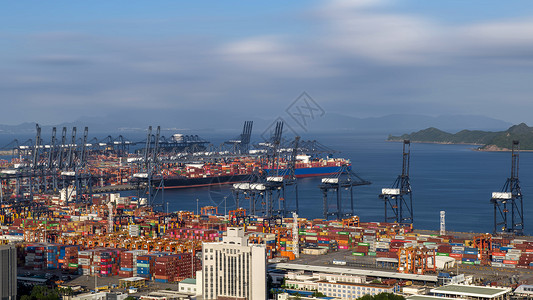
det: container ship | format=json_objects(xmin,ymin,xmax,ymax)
[{"xmin": 152, "ymin": 155, "xmax": 350, "ymax": 189}]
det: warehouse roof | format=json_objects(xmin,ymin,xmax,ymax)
[
  {"xmin": 407, "ymin": 296, "xmax": 466, "ymax": 300},
  {"xmin": 119, "ymin": 277, "xmax": 147, "ymax": 282},
  {"xmin": 271, "ymin": 263, "xmax": 438, "ymax": 282},
  {"xmin": 430, "ymin": 284, "xmax": 511, "ymax": 298},
  {"xmin": 180, "ymin": 278, "xmax": 196, "ymax": 284}
]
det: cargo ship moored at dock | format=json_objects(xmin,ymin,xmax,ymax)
[{"xmin": 150, "ymin": 157, "xmax": 351, "ymax": 189}]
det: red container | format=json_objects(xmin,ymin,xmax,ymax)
[
  {"xmin": 463, "ymin": 254, "xmax": 477, "ymax": 259},
  {"xmin": 119, "ymin": 270, "xmax": 133, "ymax": 277},
  {"xmin": 450, "ymin": 253, "xmax": 463, "ymax": 259}
]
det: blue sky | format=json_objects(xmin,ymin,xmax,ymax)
[{"xmin": 2, "ymin": 0, "xmax": 533, "ymax": 127}]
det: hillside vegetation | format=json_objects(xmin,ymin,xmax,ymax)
[{"xmin": 388, "ymin": 123, "xmax": 533, "ymax": 150}]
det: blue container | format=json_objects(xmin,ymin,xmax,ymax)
[
  {"xmin": 155, "ymin": 279, "xmax": 168, "ymax": 283},
  {"xmin": 120, "ymin": 267, "xmax": 133, "ymax": 272}
]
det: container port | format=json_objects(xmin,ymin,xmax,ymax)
[{"xmin": 1, "ymin": 124, "xmax": 532, "ymax": 299}]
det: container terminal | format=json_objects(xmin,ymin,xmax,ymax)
[{"xmin": 0, "ymin": 123, "xmax": 532, "ymax": 299}]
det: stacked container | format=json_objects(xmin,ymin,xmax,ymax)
[
  {"xmin": 462, "ymin": 247, "xmax": 478, "ymax": 264},
  {"xmin": 95, "ymin": 249, "xmax": 120, "ymax": 277},
  {"xmin": 353, "ymin": 242, "xmax": 369, "ymax": 256},
  {"xmin": 129, "ymin": 225, "xmax": 140, "ymax": 237},
  {"xmin": 59, "ymin": 245, "xmax": 79, "ymax": 272},
  {"xmin": 120, "ymin": 250, "xmax": 148, "ymax": 277},
  {"xmin": 136, "ymin": 253, "xmax": 166, "ymax": 279},
  {"xmin": 45, "ymin": 244, "xmax": 60, "ymax": 269},
  {"xmin": 25, "ymin": 244, "xmax": 42, "ymax": 270},
  {"xmin": 78, "ymin": 250, "xmax": 94, "ymax": 275},
  {"xmin": 153, "ymin": 253, "xmax": 193, "ymax": 283}
]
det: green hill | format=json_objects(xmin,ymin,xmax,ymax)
[{"xmin": 388, "ymin": 123, "xmax": 533, "ymax": 150}]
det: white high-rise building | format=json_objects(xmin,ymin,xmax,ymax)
[{"xmin": 199, "ymin": 227, "xmax": 266, "ymax": 300}]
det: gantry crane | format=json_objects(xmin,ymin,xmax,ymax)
[
  {"xmin": 320, "ymin": 164, "xmax": 370, "ymax": 220},
  {"xmin": 398, "ymin": 246, "xmax": 436, "ymax": 274},
  {"xmin": 380, "ymin": 140, "xmax": 413, "ymax": 224},
  {"xmin": 224, "ymin": 121, "xmax": 254, "ymax": 154},
  {"xmin": 490, "ymin": 140, "xmax": 524, "ymax": 235},
  {"xmin": 342, "ymin": 216, "xmax": 360, "ymax": 228},
  {"xmin": 201, "ymin": 206, "xmax": 218, "ymax": 216},
  {"xmin": 473, "ymin": 233, "xmax": 493, "ymax": 265},
  {"xmin": 232, "ymin": 122, "xmax": 300, "ymax": 218}
]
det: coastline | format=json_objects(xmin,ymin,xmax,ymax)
[
  {"xmin": 414, "ymin": 229, "xmax": 533, "ymax": 240},
  {"xmin": 386, "ymin": 139, "xmax": 533, "ymax": 152}
]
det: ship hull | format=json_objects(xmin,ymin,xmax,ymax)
[
  {"xmin": 155, "ymin": 174, "xmax": 250, "ymax": 189},
  {"xmin": 294, "ymin": 165, "xmax": 348, "ymax": 178},
  {"xmin": 156, "ymin": 165, "xmax": 349, "ymax": 188}
]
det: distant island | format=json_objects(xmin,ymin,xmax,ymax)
[{"xmin": 388, "ymin": 123, "xmax": 533, "ymax": 151}]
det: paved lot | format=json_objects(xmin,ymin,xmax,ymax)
[{"xmin": 275, "ymin": 248, "xmax": 533, "ymax": 286}]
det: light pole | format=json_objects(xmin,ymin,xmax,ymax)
[{"xmin": 224, "ymin": 196, "xmax": 227, "ymax": 218}]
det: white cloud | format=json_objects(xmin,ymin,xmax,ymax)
[
  {"xmin": 315, "ymin": 0, "xmax": 533, "ymax": 65},
  {"xmin": 2, "ymin": 0, "xmax": 533, "ymax": 125},
  {"xmin": 219, "ymin": 36, "xmax": 340, "ymax": 77}
]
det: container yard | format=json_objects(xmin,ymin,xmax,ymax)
[
  {"xmin": 4, "ymin": 191, "xmax": 533, "ymax": 298},
  {"xmin": 5, "ymin": 196, "xmax": 533, "ymax": 276}
]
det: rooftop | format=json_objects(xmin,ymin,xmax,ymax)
[
  {"xmin": 272, "ymin": 263, "xmax": 438, "ymax": 282},
  {"xmin": 430, "ymin": 285, "xmax": 511, "ymax": 298},
  {"xmin": 407, "ymin": 296, "xmax": 466, "ymax": 300},
  {"xmin": 119, "ymin": 277, "xmax": 147, "ymax": 282},
  {"xmin": 316, "ymin": 280, "xmax": 394, "ymax": 288},
  {"xmin": 180, "ymin": 278, "xmax": 196, "ymax": 284}
]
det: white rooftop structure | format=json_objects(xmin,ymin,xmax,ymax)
[
  {"xmin": 272, "ymin": 263, "xmax": 438, "ymax": 282},
  {"xmin": 430, "ymin": 284, "xmax": 511, "ymax": 299}
]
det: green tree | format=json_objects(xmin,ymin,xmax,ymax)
[
  {"xmin": 357, "ymin": 293, "xmax": 405, "ymax": 300},
  {"xmin": 280, "ymin": 277, "xmax": 287, "ymax": 288},
  {"xmin": 267, "ymin": 274, "xmax": 275, "ymax": 298},
  {"xmin": 311, "ymin": 291, "xmax": 327, "ymax": 297},
  {"xmin": 58, "ymin": 287, "xmax": 74, "ymax": 296},
  {"xmin": 20, "ymin": 285, "xmax": 60, "ymax": 300}
]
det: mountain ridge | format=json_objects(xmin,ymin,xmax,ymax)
[
  {"xmin": 388, "ymin": 123, "xmax": 533, "ymax": 150},
  {"xmin": 0, "ymin": 113, "xmax": 513, "ymax": 136}
]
